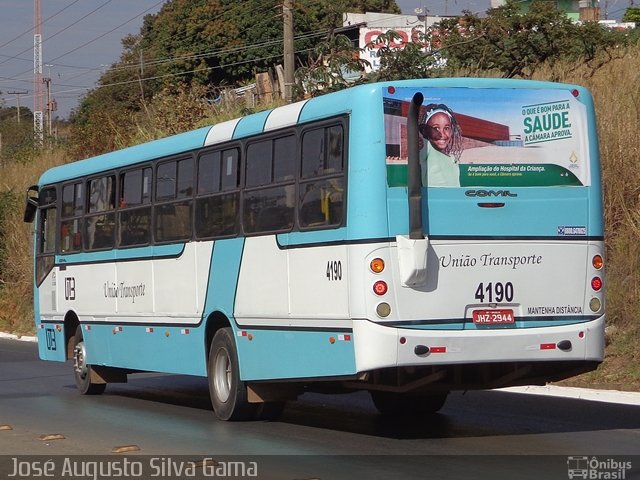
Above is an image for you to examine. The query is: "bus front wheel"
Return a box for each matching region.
[370,391,448,416]
[208,328,256,421]
[72,325,106,395]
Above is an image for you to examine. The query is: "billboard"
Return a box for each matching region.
[384,86,591,187]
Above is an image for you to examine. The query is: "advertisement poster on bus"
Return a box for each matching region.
[384,86,591,188]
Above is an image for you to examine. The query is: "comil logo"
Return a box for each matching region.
[567,456,633,479]
[464,189,517,197]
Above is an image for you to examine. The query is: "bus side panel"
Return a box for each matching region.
[101,243,210,375]
[34,267,67,361]
[234,236,289,321]
[204,237,246,321]
[288,243,350,319]
[84,323,207,375]
[234,236,356,380]
[53,243,210,376]
[234,329,356,381]
[35,322,66,361]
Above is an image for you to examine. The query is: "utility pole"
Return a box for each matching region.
[7,90,28,124]
[34,0,44,145]
[283,0,294,104]
[44,64,56,137]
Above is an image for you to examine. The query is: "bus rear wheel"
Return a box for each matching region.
[208,328,257,421]
[72,326,106,395]
[370,391,448,416]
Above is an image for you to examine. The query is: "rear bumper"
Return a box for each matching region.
[353,315,605,373]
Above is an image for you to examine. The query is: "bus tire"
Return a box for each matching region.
[370,391,448,416]
[208,328,256,421]
[72,325,106,395]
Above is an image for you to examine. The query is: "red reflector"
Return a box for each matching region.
[540,343,556,350]
[477,203,505,208]
[591,276,603,291]
[430,346,446,353]
[571,89,579,97]
[387,86,396,94]
[373,280,388,296]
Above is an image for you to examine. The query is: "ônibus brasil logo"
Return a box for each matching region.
[567,456,632,479]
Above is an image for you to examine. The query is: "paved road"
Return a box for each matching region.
[1,338,639,479]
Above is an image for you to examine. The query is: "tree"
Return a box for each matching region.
[425,0,627,79]
[295,33,369,95]
[0,105,36,163]
[70,0,402,155]
[365,30,440,81]
[622,7,640,23]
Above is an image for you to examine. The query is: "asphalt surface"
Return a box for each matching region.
[1,337,639,479]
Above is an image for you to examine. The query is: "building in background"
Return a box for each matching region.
[342,12,451,72]
[490,0,597,21]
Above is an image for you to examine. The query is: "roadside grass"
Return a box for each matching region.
[0,151,65,334]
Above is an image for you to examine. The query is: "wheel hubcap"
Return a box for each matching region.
[213,348,231,403]
[73,341,88,380]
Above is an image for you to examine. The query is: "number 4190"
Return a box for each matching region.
[475,282,514,303]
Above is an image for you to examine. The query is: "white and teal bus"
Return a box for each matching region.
[24,78,605,420]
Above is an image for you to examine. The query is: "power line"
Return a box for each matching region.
[2,0,168,86]
[8,39,319,106]
[1,1,363,114]
[0,0,82,52]
[4,1,304,88]
[4,0,166,83]
[0,0,116,69]
[46,0,165,65]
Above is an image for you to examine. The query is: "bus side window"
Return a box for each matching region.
[299,124,345,229]
[35,187,57,286]
[118,167,152,247]
[60,182,83,253]
[85,175,116,250]
[243,186,294,233]
[246,140,272,188]
[40,206,57,254]
[243,135,295,235]
[274,135,296,182]
[327,125,344,172]
[301,129,325,178]
[299,178,344,228]
[154,157,194,243]
[195,148,239,239]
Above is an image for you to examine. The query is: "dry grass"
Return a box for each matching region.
[533,50,640,389]
[0,150,66,334]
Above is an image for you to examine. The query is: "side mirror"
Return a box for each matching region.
[23,185,39,223]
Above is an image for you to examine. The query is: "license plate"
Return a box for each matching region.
[472,309,515,325]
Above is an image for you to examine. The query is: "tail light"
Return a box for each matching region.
[370,258,385,273]
[373,281,388,296]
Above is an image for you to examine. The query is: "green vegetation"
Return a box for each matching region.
[1,0,639,387]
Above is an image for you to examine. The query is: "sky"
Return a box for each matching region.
[0,0,620,120]
[0,0,166,119]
